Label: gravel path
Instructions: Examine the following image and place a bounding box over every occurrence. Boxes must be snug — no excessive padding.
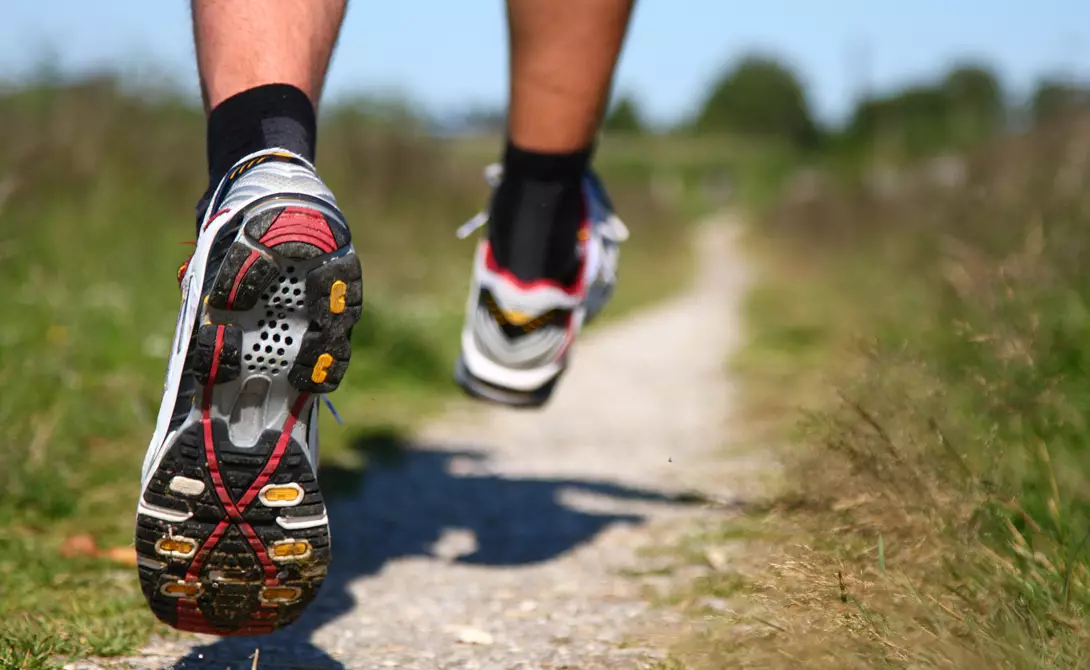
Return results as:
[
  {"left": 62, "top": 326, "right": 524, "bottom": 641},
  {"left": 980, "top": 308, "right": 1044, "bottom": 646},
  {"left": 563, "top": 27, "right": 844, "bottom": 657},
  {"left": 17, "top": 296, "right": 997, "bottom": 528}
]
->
[{"left": 100, "top": 215, "right": 750, "bottom": 670}]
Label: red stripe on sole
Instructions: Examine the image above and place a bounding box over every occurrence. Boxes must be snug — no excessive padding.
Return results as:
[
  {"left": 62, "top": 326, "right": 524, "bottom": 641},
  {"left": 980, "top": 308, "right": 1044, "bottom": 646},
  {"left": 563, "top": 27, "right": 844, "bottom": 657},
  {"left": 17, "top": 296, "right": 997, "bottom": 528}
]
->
[
  {"left": 184, "top": 519, "right": 230, "bottom": 582},
  {"left": 172, "top": 321, "right": 318, "bottom": 631},
  {"left": 260, "top": 230, "right": 338, "bottom": 254},
  {"left": 238, "top": 522, "right": 280, "bottom": 584},
  {"left": 261, "top": 223, "right": 334, "bottom": 238},
  {"left": 238, "top": 393, "right": 311, "bottom": 509},
  {"left": 259, "top": 207, "right": 337, "bottom": 253},
  {"left": 178, "top": 324, "right": 230, "bottom": 626},
  {"left": 200, "top": 326, "right": 242, "bottom": 519},
  {"left": 226, "top": 250, "right": 262, "bottom": 309}
]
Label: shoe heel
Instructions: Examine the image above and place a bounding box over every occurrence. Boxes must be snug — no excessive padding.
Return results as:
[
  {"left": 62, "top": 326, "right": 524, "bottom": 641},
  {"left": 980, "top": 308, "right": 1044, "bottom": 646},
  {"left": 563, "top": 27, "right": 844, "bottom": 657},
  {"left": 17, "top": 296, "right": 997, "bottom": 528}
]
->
[
  {"left": 205, "top": 201, "right": 363, "bottom": 394},
  {"left": 454, "top": 355, "right": 560, "bottom": 409}
]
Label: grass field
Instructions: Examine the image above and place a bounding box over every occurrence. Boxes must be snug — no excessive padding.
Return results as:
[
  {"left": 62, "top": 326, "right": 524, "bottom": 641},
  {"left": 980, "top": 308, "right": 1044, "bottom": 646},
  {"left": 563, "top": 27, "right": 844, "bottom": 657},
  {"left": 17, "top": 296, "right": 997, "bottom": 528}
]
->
[
  {"left": 0, "top": 77, "right": 715, "bottom": 669},
  {"left": 660, "top": 111, "right": 1090, "bottom": 668}
]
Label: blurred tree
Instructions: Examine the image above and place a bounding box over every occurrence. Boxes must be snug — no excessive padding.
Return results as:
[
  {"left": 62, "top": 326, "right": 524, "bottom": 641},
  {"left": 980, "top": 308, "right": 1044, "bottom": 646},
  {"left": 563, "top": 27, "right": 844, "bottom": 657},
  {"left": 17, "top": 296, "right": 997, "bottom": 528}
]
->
[
  {"left": 942, "top": 64, "right": 1003, "bottom": 118},
  {"left": 845, "top": 85, "right": 951, "bottom": 156},
  {"left": 942, "top": 63, "right": 1005, "bottom": 141},
  {"left": 603, "top": 95, "right": 646, "bottom": 134},
  {"left": 1031, "top": 79, "right": 1090, "bottom": 123},
  {"left": 693, "top": 55, "right": 818, "bottom": 149},
  {"left": 843, "top": 62, "right": 1004, "bottom": 157}
]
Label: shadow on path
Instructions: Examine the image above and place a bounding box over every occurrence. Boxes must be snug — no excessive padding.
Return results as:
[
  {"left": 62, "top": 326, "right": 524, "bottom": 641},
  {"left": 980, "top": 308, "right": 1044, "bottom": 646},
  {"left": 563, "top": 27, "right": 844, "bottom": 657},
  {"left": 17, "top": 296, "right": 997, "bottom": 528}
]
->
[{"left": 170, "top": 427, "right": 719, "bottom": 669}]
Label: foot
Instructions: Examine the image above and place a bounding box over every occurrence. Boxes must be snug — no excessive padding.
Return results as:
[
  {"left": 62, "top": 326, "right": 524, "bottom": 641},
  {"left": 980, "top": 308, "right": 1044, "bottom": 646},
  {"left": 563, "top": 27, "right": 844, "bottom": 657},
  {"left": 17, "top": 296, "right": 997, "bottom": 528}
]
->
[
  {"left": 136, "top": 149, "right": 362, "bottom": 635},
  {"left": 454, "top": 164, "right": 629, "bottom": 408}
]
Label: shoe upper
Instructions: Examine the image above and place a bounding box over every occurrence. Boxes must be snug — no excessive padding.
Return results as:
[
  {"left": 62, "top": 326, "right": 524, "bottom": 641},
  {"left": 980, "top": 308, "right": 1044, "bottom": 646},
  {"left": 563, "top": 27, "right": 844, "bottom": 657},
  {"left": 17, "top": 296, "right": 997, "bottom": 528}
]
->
[
  {"left": 581, "top": 170, "right": 629, "bottom": 323},
  {"left": 456, "top": 165, "right": 628, "bottom": 392},
  {"left": 141, "top": 149, "right": 338, "bottom": 488}
]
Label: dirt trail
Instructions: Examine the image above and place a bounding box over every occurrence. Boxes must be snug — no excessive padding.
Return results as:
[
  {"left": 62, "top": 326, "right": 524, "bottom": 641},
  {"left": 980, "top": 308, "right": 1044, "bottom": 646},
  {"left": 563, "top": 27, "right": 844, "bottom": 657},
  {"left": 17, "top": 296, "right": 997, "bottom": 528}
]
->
[{"left": 107, "top": 213, "right": 751, "bottom": 670}]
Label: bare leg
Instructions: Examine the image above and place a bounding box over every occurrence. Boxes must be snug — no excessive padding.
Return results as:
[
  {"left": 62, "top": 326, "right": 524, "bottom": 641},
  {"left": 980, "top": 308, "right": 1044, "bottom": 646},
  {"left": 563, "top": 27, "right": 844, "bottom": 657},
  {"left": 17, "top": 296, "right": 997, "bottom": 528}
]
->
[
  {"left": 190, "top": 0, "right": 346, "bottom": 218},
  {"left": 192, "top": 0, "right": 346, "bottom": 111},
  {"left": 505, "top": 0, "right": 636, "bottom": 152},
  {"left": 486, "top": 1, "right": 635, "bottom": 283}
]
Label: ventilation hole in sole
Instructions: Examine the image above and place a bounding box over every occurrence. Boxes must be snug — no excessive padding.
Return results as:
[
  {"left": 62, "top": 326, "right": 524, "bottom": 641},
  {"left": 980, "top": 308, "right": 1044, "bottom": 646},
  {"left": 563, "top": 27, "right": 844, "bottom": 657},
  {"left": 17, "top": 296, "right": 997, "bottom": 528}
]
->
[
  {"left": 260, "top": 332, "right": 268, "bottom": 340},
  {"left": 258, "top": 320, "right": 265, "bottom": 327},
  {"left": 244, "top": 354, "right": 253, "bottom": 361},
  {"left": 281, "top": 323, "right": 290, "bottom": 331},
  {"left": 293, "top": 289, "right": 302, "bottom": 296},
  {"left": 285, "top": 336, "right": 293, "bottom": 345},
  {"left": 277, "top": 348, "right": 285, "bottom": 356},
  {"left": 265, "top": 346, "right": 273, "bottom": 354},
  {"left": 252, "top": 344, "right": 261, "bottom": 352},
  {"left": 266, "top": 310, "right": 274, "bottom": 318},
  {"left": 273, "top": 334, "right": 281, "bottom": 343}
]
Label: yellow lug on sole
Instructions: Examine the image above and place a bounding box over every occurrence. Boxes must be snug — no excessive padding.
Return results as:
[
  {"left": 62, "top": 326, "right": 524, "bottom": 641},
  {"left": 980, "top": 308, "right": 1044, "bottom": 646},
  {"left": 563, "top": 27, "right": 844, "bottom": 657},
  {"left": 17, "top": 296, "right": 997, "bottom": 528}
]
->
[
  {"left": 329, "top": 280, "right": 347, "bottom": 314},
  {"left": 311, "top": 353, "right": 333, "bottom": 383}
]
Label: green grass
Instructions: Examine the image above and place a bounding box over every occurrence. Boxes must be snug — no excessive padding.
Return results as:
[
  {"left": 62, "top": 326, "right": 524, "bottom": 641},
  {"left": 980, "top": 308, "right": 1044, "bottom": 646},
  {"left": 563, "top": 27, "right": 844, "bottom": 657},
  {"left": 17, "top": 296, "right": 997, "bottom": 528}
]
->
[
  {"left": 661, "top": 114, "right": 1090, "bottom": 668},
  {"left": 0, "top": 536, "right": 157, "bottom": 669},
  {"left": 0, "top": 76, "right": 713, "bottom": 667}
]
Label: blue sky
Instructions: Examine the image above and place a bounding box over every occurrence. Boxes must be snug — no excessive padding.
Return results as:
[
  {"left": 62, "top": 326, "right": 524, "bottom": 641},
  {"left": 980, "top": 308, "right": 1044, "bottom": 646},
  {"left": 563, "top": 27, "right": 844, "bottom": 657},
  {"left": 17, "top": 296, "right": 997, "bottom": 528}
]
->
[{"left": 1, "top": 1, "right": 1084, "bottom": 126}]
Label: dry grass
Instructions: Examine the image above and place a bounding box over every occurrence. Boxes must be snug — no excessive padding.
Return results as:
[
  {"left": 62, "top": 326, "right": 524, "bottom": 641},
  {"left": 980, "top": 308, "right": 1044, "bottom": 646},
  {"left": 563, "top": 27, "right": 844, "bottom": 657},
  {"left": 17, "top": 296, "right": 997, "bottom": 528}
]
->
[{"left": 665, "top": 112, "right": 1090, "bottom": 669}]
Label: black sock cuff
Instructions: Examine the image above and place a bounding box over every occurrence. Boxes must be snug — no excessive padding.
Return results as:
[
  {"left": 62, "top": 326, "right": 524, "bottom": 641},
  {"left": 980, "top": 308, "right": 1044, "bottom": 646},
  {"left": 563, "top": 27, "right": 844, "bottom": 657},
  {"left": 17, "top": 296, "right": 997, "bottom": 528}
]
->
[
  {"left": 206, "top": 83, "right": 317, "bottom": 185},
  {"left": 487, "top": 139, "right": 594, "bottom": 283},
  {"left": 502, "top": 139, "right": 595, "bottom": 182}
]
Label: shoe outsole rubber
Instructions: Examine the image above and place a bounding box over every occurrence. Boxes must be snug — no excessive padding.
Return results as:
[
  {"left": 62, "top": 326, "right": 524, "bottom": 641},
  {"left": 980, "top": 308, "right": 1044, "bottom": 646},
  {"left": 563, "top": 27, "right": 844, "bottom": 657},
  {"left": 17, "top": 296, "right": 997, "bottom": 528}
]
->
[
  {"left": 453, "top": 355, "right": 560, "bottom": 409},
  {"left": 136, "top": 199, "right": 361, "bottom": 636}
]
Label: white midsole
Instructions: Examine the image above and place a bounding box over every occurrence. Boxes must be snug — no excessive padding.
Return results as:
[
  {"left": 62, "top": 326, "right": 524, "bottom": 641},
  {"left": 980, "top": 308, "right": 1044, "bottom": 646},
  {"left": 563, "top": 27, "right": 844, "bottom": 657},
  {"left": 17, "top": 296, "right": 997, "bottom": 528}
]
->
[
  {"left": 137, "top": 500, "right": 194, "bottom": 523},
  {"left": 140, "top": 205, "right": 241, "bottom": 489},
  {"left": 276, "top": 512, "right": 329, "bottom": 530},
  {"left": 459, "top": 327, "right": 564, "bottom": 391}
]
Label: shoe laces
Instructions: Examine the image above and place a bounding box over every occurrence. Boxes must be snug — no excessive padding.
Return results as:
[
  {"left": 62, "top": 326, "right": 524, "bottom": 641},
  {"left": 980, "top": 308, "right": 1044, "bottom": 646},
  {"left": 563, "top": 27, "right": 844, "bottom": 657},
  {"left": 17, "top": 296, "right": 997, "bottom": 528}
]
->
[
  {"left": 455, "top": 163, "right": 503, "bottom": 240},
  {"left": 320, "top": 394, "right": 343, "bottom": 424}
]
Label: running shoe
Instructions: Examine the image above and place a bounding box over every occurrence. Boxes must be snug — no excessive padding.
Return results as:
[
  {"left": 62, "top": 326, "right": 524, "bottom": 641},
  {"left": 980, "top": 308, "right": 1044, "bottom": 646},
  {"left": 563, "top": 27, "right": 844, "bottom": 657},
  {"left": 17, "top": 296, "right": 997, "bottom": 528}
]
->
[
  {"left": 454, "top": 164, "right": 629, "bottom": 408},
  {"left": 135, "top": 149, "right": 362, "bottom": 635}
]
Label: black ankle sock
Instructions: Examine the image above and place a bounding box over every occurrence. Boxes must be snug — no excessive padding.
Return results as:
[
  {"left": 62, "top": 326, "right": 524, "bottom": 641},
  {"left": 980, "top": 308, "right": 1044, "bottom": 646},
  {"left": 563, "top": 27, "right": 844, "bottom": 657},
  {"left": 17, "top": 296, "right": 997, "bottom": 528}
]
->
[
  {"left": 195, "top": 83, "right": 317, "bottom": 227},
  {"left": 488, "top": 140, "right": 593, "bottom": 284}
]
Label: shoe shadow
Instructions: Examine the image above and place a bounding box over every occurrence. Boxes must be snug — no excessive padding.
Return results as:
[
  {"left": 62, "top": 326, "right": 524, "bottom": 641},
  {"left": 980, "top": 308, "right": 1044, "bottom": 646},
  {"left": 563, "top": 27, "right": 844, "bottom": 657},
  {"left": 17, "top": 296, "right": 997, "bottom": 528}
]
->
[{"left": 169, "top": 426, "right": 716, "bottom": 669}]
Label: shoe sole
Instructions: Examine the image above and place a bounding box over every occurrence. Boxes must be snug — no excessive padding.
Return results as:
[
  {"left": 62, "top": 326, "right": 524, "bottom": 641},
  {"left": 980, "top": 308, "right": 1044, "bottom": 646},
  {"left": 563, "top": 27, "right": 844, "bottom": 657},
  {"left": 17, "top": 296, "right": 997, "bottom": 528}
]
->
[
  {"left": 453, "top": 355, "right": 560, "bottom": 409},
  {"left": 136, "top": 198, "right": 362, "bottom": 636}
]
